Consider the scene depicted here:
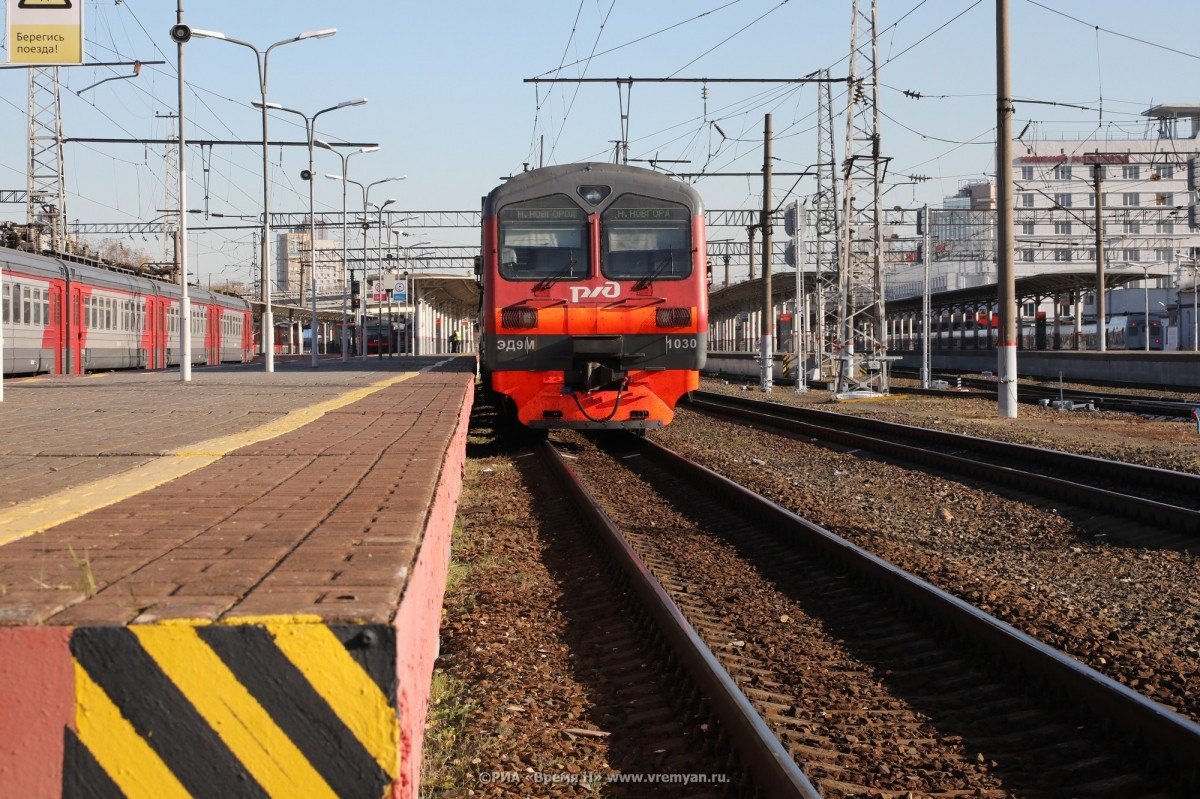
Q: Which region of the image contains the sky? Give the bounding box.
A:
[1,0,1198,287]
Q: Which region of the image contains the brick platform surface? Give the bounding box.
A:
[0,356,449,508]
[0,357,469,625]
[0,356,476,799]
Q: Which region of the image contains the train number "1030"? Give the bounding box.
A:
[666,337,698,350]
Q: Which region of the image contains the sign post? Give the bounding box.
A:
[6,0,84,65]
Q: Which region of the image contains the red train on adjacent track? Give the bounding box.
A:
[480,163,708,430]
[2,246,254,377]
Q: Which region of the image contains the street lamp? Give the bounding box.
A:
[189,25,337,373]
[1112,261,1165,352]
[370,198,396,358]
[326,174,406,360]
[390,233,430,355]
[1180,260,1200,352]
[252,99,367,368]
[316,140,378,362]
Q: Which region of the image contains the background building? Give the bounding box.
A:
[887,105,1200,326]
[276,231,344,299]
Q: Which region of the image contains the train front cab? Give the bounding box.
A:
[483,174,707,429]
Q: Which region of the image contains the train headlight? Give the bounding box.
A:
[501,307,538,329]
[655,308,692,327]
[577,185,611,205]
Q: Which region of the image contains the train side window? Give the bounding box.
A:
[32,289,42,327]
[22,286,32,325]
[497,193,588,281]
[1,284,9,324]
[601,194,692,282]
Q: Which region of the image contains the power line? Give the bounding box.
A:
[1023,0,1200,62]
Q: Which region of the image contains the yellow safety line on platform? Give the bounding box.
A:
[74,661,192,799]
[0,372,416,548]
[132,626,338,799]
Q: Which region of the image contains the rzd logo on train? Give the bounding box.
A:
[569,281,620,303]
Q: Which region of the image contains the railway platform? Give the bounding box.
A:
[0,355,475,799]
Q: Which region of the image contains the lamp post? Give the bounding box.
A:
[251,99,367,368]
[315,141,378,362]
[172,3,192,382]
[393,237,430,355]
[325,175,405,361]
[1113,261,1162,351]
[371,199,396,359]
[188,25,337,373]
[1182,260,1200,352]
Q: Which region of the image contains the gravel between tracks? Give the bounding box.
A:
[701,377,1200,475]
[651,408,1200,723]
[424,402,731,798]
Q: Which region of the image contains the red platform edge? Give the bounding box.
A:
[0,373,475,799]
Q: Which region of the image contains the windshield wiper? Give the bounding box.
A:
[533,253,579,292]
[632,250,683,291]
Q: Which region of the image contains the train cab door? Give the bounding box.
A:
[48,284,64,374]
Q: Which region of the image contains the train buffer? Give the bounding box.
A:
[0,356,475,799]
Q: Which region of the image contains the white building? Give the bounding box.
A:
[888,104,1200,322]
[276,231,344,298]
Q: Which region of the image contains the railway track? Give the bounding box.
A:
[888,368,1199,418]
[688,390,1200,546]
[706,366,1198,418]
[551,432,1200,797]
[535,439,818,798]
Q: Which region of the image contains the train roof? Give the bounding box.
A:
[483,162,704,217]
[1,245,249,310]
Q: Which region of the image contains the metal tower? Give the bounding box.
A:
[162,135,180,265]
[835,0,890,396]
[813,67,839,381]
[27,67,67,252]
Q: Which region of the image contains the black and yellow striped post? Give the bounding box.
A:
[64,619,398,798]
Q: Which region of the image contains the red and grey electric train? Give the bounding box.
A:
[2,246,254,377]
[480,163,708,429]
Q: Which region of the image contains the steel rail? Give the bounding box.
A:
[539,440,820,799]
[689,391,1200,537]
[629,435,1200,781]
[890,368,1199,418]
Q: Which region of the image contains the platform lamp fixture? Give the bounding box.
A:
[325,174,406,361]
[315,140,378,362]
[250,98,367,368]
[186,24,337,373]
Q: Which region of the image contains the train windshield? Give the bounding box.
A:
[601,194,692,282]
[498,194,588,281]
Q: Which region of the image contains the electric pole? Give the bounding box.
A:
[996,0,1018,416]
[760,114,773,391]
[1093,163,1107,352]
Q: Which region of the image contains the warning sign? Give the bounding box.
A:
[7,0,83,64]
